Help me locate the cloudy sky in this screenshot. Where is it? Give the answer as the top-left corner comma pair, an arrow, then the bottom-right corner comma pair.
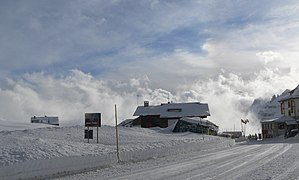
1,0 -> 299,132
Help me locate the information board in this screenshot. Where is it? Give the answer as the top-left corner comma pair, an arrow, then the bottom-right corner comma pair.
84,129 -> 93,139
85,113 -> 101,127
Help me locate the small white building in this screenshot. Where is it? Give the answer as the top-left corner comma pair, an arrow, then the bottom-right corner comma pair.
31,116 -> 59,126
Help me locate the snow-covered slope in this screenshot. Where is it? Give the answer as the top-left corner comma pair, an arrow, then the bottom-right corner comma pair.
0,125 -> 229,167
0,122 -> 234,179
0,119 -> 54,131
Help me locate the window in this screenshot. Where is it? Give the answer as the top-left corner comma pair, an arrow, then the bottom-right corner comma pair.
281,103 -> 285,115
167,108 -> 182,112
278,124 -> 285,129
291,101 -> 295,114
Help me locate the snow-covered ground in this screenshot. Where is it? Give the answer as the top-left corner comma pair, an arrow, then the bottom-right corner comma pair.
1,121 -> 299,180
58,136 -> 299,180
0,119 -> 53,131
0,122 -> 233,180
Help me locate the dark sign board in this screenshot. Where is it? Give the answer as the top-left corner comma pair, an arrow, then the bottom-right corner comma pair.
85,113 -> 101,127
84,129 -> 93,139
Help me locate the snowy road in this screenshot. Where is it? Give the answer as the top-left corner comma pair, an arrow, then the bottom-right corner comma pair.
61,141 -> 299,180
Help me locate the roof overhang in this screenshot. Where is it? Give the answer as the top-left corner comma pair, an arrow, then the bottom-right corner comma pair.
261,116 -> 297,124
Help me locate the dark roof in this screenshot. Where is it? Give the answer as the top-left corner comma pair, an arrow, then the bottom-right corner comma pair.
133,102 -> 210,118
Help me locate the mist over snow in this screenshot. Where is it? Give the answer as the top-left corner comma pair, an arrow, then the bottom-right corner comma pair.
1,1 -> 299,134
1,65 -> 299,134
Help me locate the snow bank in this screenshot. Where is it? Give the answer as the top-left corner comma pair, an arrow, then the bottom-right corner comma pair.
0,119 -> 52,131
0,125 -> 234,179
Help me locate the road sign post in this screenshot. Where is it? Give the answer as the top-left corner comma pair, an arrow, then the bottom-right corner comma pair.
84,113 -> 101,143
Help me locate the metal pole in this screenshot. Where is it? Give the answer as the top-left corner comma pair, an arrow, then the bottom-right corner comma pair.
241,121 -> 243,137
97,125 -> 99,144
115,104 -> 120,162
200,119 -> 204,140
87,126 -> 89,143
245,124 -> 246,137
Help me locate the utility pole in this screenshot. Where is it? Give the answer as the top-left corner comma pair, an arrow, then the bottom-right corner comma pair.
115,104 -> 120,163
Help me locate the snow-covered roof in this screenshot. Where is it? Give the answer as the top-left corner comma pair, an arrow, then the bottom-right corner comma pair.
180,117 -> 218,128
133,102 -> 210,118
279,85 -> 299,101
118,119 -> 135,127
261,116 -> 297,125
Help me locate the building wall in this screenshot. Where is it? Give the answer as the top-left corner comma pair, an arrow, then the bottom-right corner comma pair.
281,99 -> 299,119
261,121 -> 298,138
295,99 -> 299,119
173,120 -> 205,134
140,115 -> 168,128
168,119 -> 179,127
139,115 -> 213,129
261,122 -> 285,138
132,117 -> 141,126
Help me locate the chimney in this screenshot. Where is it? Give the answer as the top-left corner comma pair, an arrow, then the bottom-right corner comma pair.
144,101 -> 149,107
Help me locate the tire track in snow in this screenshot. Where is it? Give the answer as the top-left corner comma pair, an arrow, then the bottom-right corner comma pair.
107,143 -> 292,180
170,143 -> 289,180
106,144 -> 265,180
206,143 -> 292,180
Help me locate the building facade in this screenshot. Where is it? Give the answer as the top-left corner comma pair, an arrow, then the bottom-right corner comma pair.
31,116 -> 59,126
261,85 -> 299,138
133,101 -> 211,128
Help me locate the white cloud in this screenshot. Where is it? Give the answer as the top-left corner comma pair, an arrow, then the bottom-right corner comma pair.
1,1 -> 299,134
256,51 -> 283,64
1,0 -> 299,79
1,66 -> 299,135
0,70 -> 177,125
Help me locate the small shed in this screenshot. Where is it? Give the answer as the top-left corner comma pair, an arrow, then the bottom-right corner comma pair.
31,116 -> 59,126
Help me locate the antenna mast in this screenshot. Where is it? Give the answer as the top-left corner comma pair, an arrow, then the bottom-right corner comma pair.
137,94 -> 140,106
